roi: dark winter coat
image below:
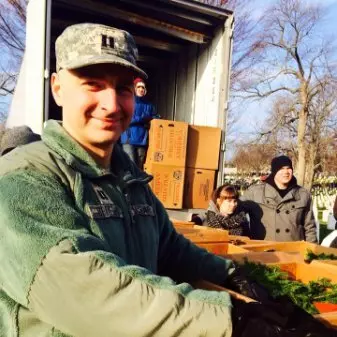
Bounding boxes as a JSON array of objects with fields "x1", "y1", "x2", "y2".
[{"x1": 241, "y1": 179, "x2": 317, "y2": 242}]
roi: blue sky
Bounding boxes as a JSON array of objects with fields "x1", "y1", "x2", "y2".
[
  {"x1": 250, "y1": 0, "x2": 337, "y2": 25},
  {"x1": 229, "y1": 0, "x2": 337, "y2": 142}
]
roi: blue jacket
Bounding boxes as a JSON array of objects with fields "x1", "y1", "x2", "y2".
[{"x1": 120, "y1": 96, "x2": 158, "y2": 146}]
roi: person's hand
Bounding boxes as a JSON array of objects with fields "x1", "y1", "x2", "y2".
[
  {"x1": 226, "y1": 267, "x2": 337, "y2": 336},
  {"x1": 191, "y1": 214, "x2": 203, "y2": 226},
  {"x1": 225, "y1": 265, "x2": 272, "y2": 304},
  {"x1": 224, "y1": 265, "x2": 295, "y2": 314}
]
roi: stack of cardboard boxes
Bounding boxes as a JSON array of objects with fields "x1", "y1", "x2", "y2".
[
  {"x1": 184, "y1": 125, "x2": 222, "y2": 209},
  {"x1": 144, "y1": 119, "x2": 188, "y2": 209},
  {"x1": 145, "y1": 119, "x2": 222, "y2": 210}
]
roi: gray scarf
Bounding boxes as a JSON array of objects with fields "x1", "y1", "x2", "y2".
[{"x1": 206, "y1": 200, "x2": 249, "y2": 236}]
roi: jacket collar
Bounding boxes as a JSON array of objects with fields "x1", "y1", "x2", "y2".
[
  {"x1": 42, "y1": 120, "x2": 152, "y2": 185},
  {"x1": 208, "y1": 200, "x2": 219, "y2": 213},
  {"x1": 264, "y1": 182, "x2": 299, "y2": 203}
]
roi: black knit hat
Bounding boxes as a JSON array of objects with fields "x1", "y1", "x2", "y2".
[
  {"x1": 0, "y1": 126, "x2": 41, "y2": 156},
  {"x1": 271, "y1": 155, "x2": 293, "y2": 175}
]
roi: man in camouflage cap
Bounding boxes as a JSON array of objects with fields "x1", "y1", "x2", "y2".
[
  {"x1": 0, "y1": 22, "x2": 235, "y2": 337},
  {"x1": 0, "y1": 23, "x2": 332, "y2": 337}
]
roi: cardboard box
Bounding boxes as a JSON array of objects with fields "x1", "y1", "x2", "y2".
[
  {"x1": 186, "y1": 125, "x2": 221, "y2": 170},
  {"x1": 184, "y1": 168, "x2": 216, "y2": 209},
  {"x1": 145, "y1": 164, "x2": 185, "y2": 209},
  {"x1": 146, "y1": 119, "x2": 188, "y2": 166}
]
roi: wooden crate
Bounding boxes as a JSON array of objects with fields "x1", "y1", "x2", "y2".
[
  {"x1": 315, "y1": 311, "x2": 337, "y2": 327},
  {"x1": 175, "y1": 225, "x2": 229, "y2": 243},
  {"x1": 272, "y1": 261, "x2": 337, "y2": 283},
  {"x1": 194, "y1": 280, "x2": 254, "y2": 302},
  {"x1": 171, "y1": 219, "x2": 195, "y2": 227},
  {"x1": 271, "y1": 262, "x2": 337, "y2": 328},
  {"x1": 197, "y1": 242, "x2": 249, "y2": 255},
  {"x1": 172, "y1": 222, "x2": 256, "y2": 255},
  {"x1": 241, "y1": 241, "x2": 337, "y2": 263},
  {"x1": 226, "y1": 251, "x2": 303, "y2": 264},
  {"x1": 312, "y1": 260, "x2": 337, "y2": 269}
]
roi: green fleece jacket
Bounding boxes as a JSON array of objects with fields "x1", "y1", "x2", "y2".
[{"x1": 0, "y1": 121, "x2": 234, "y2": 337}]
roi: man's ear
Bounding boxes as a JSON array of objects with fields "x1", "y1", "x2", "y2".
[{"x1": 51, "y1": 72, "x2": 63, "y2": 107}]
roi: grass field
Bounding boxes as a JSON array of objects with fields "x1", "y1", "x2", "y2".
[
  {"x1": 319, "y1": 223, "x2": 333, "y2": 243},
  {"x1": 316, "y1": 209, "x2": 335, "y2": 243}
]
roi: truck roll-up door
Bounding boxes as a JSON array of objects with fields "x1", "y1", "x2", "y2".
[{"x1": 7, "y1": 0, "x2": 51, "y2": 135}]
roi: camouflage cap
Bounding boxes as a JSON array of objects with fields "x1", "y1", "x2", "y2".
[{"x1": 55, "y1": 23, "x2": 147, "y2": 78}]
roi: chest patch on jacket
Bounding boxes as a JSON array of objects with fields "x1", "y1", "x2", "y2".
[
  {"x1": 87, "y1": 184, "x2": 123, "y2": 219},
  {"x1": 131, "y1": 204, "x2": 155, "y2": 217}
]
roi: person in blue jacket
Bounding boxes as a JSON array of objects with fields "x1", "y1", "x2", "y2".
[{"x1": 120, "y1": 77, "x2": 159, "y2": 169}]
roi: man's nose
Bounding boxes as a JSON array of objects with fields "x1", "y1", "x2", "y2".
[{"x1": 100, "y1": 88, "x2": 121, "y2": 113}]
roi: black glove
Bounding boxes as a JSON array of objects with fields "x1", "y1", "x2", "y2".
[
  {"x1": 231, "y1": 299, "x2": 295, "y2": 337},
  {"x1": 231, "y1": 298, "x2": 337, "y2": 337},
  {"x1": 227, "y1": 267, "x2": 337, "y2": 337},
  {"x1": 191, "y1": 214, "x2": 203, "y2": 226},
  {"x1": 225, "y1": 265, "x2": 272, "y2": 304},
  {"x1": 225, "y1": 265, "x2": 295, "y2": 314}
]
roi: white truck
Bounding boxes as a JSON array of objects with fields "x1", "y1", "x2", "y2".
[{"x1": 8, "y1": 0, "x2": 234, "y2": 186}]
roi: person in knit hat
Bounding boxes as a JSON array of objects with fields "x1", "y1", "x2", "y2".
[
  {"x1": 0, "y1": 125, "x2": 41, "y2": 156},
  {"x1": 120, "y1": 77, "x2": 159, "y2": 169},
  {"x1": 241, "y1": 155, "x2": 317, "y2": 243}
]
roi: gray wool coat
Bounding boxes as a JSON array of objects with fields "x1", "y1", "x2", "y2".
[{"x1": 241, "y1": 182, "x2": 317, "y2": 243}]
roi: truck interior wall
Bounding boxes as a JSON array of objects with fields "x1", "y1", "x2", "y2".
[
  {"x1": 154, "y1": 59, "x2": 176, "y2": 121},
  {"x1": 185, "y1": 45, "x2": 198, "y2": 124},
  {"x1": 154, "y1": 39, "x2": 221, "y2": 126},
  {"x1": 174, "y1": 44, "x2": 198, "y2": 124},
  {"x1": 195, "y1": 26, "x2": 226, "y2": 128},
  {"x1": 194, "y1": 43, "x2": 209, "y2": 126}
]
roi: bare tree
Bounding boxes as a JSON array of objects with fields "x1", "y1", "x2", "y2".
[
  {"x1": 0, "y1": 0, "x2": 26, "y2": 56},
  {"x1": 0, "y1": 0, "x2": 27, "y2": 121},
  {"x1": 305, "y1": 77, "x2": 337, "y2": 187},
  {"x1": 256, "y1": 74, "x2": 337, "y2": 189},
  {"x1": 232, "y1": 142, "x2": 277, "y2": 173},
  {"x1": 236, "y1": 0, "x2": 337, "y2": 187},
  {"x1": 320, "y1": 136, "x2": 337, "y2": 175}
]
